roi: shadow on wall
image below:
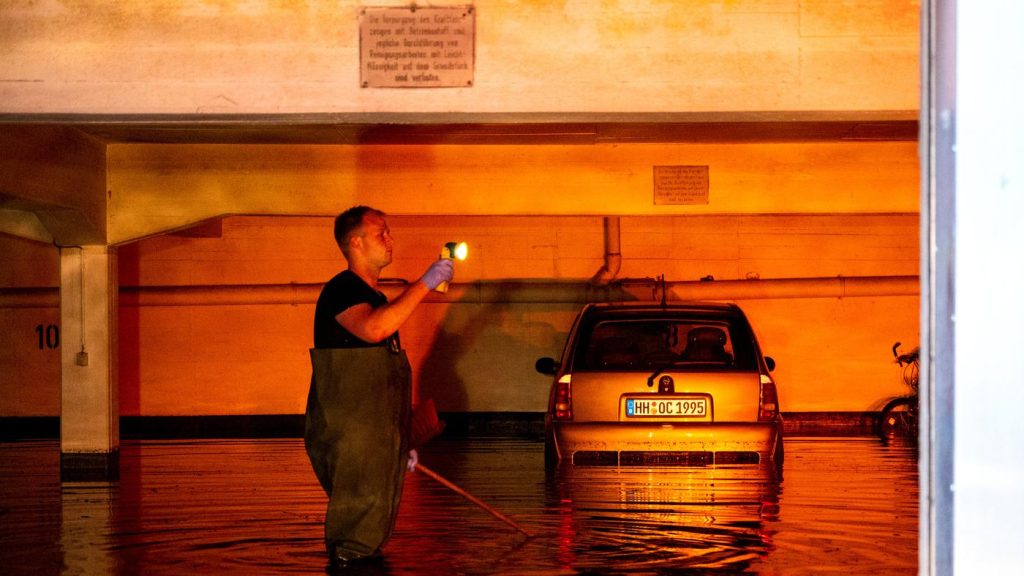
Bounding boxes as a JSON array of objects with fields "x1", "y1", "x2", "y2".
[
  {"x1": 418, "y1": 318, "x2": 472, "y2": 412},
  {"x1": 417, "y1": 282, "x2": 569, "y2": 414}
]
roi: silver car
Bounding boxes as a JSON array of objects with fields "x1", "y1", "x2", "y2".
[{"x1": 536, "y1": 302, "x2": 783, "y2": 468}]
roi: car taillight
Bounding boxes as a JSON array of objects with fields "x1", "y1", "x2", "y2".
[
  {"x1": 553, "y1": 374, "x2": 573, "y2": 421},
  {"x1": 758, "y1": 374, "x2": 779, "y2": 421}
]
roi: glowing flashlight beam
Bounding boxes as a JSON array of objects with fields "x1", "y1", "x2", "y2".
[
  {"x1": 435, "y1": 242, "x2": 468, "y2": 293},
  {"x1": 445, "y1": 241, "x2": 468, "y2": 261}
]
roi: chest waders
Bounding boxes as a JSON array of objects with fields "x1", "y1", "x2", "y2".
[{"x1": 304, "y1": 347, "x2": 412, "y2": 562}]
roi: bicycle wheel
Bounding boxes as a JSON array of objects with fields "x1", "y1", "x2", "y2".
[{"x1": 878, "y1": 396, "x2": 918, "y2": 438}]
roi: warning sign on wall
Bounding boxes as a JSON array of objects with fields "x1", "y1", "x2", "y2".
[{"x1": 360, "y1": 6, "x2": 475, "y2": 88}]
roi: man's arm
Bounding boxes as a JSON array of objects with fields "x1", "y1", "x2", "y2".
[
  {"x1": 336, "y1": 260, "x2": 453, "y2": 343},
  {"x1": 336, "y1": 282, "x2": 430, "y2": 343}
]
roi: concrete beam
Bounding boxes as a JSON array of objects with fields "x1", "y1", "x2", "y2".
[
  {"x1": 0, "y1": 125, "x2": 107, "y2": 245},
  {"x1": 106, "y1": 140, "x2": 919, "y2": 244},
  {"x1": 0, "y1": 209, "x2": 53, "y2": 244},
  {"x1": 0, "y1": 1, "x2": 920, "y2": 115}
]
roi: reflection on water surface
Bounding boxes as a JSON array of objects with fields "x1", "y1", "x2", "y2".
[
  {"x1": 0, "y1": 436, "x2": 917, "y2": 575},
  {"x1": 545, "y1": 464, "x2": 780, "y2": 572}
]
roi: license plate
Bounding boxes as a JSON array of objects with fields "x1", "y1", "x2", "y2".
[{"x1": 625, "y1": 397, "x2": 708, "y2": 418}]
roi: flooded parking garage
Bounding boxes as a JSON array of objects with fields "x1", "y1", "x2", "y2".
[{"x1": 0, "y1": 435, "x2": 917, "y2": 575}]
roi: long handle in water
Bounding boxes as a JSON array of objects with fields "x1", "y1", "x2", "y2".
[{"x1": 414, "y1": 462, "x2": 533, "y2": 538}]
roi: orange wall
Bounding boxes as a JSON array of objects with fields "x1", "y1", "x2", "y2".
[
  {"x1": 1, "y1": 212, "x2": 918, "y2": 417},
  {"x1": 0, "y1": 234, "x2": 60, "y2": 416}
]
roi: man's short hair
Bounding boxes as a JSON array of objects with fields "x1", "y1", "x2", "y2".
[{"x1": 334, "y1": 205, "x2": 385, "y2": 258}]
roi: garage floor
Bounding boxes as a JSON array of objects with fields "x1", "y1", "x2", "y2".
[{"x1": 0, "y1": 436, "x2": 918, "y2": 574}]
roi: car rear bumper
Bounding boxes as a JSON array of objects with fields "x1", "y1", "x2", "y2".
[{"x1": 551, "y1": 421, "x2": 782, "y2": 466}]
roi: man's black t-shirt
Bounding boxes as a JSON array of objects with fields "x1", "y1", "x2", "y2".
[{"x1": 313, "y1": 270, "x2": 391, "y2": 348}]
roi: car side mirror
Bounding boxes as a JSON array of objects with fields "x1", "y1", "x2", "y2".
[
  {"x1": 765, "y1": 356, "x2": 776, "y2": 371},
  {"x1": 535, "y1": 357, "x2": 560, "y2": 376}
]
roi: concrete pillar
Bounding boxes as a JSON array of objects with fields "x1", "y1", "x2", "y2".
[{"x1": 59, "y1": 245, "x2": 118, "y2": 481}]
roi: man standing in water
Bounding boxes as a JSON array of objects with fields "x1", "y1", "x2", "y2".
[{"x1": 305, "y1": 205, "x2": 454, "y2": 569}]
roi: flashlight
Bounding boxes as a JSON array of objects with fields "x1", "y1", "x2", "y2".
[{"x1": 435, "y1": 241, "x2": 468, "y2": 293}]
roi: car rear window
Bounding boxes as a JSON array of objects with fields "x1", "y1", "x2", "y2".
[{"x1": 572, "y1": 316, "x2": 758, "y2": 372}]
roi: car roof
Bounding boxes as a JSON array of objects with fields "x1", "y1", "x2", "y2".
[{"x1": 582, "y1": 301, "x2": 742, "y2": 314}]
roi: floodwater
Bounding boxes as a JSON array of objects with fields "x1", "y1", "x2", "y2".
[{"x1": 0, "y1": 436, "x2": 918, "y2": 575}]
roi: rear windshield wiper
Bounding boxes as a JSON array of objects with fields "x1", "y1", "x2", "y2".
[{"x1": 646, "y1": 364, "x2": 674, "y2": 388}]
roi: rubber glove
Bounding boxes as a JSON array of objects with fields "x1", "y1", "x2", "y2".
[
  {"x1": 407, "y1": 449, "x2": 419, "y2": 472},
  {"x1": 420, "y1": 259, "x2": 454, "y2": 290}
]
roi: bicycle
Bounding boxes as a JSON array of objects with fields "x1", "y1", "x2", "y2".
[{"x1": 878, "y1": 342, "x2": 919, "y2": 439}]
